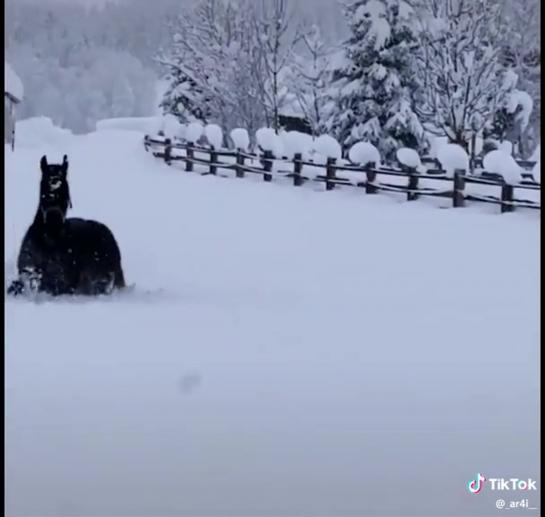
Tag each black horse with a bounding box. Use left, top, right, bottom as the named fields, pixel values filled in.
left=8, top=155, right=126, bottom=297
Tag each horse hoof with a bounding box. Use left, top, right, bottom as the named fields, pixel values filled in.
left=7, top=280, right=24, bottom=296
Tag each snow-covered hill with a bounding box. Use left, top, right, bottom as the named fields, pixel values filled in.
left=5, top=119, right=539, bottom=517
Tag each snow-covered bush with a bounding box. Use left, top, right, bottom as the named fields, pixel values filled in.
left=483, top=150, right=522, bottom=184
left=312, top=135, right=342, bottom=161
left=230, top=128, right=250, bottom=151
left=186, top=122, right=204, bottom=144
left=349, top=141, right=380, bottom=166
left=437, top=144, right=469, bottom=177
left=256, top=128, right=285, bottom=158
left=396, top=148, right=422, bottom=171
left=280, top=131, right=314, bottom=159
left=205, top=124, right=223, bottom=148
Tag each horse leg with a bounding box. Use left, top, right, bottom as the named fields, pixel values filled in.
left=8, top=267, right=42, bottom=296
left=113, top=263, right=126, bottom=290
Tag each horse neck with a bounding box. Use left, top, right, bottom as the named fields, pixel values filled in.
left=32, top=202, right=68, bottom=237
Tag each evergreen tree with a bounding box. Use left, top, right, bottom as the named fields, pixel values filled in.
left=323, top=0, right=426, bottom=160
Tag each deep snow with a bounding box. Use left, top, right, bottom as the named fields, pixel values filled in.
left=5, top=120, right=540, bottom=517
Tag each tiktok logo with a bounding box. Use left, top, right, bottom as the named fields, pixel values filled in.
left=468, top=473, right=486, bottom=494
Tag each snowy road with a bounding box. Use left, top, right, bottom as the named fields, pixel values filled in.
left=5, top=121, right=540, bottom=517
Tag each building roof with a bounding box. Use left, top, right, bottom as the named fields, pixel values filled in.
left=5, top=61, right=24, bottom=101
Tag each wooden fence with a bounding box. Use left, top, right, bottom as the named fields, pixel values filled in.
left=144, top=135, right=540, bottom=214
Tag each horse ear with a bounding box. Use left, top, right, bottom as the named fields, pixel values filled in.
left=40, top=156, right=48, bottom=173
left=61, top=155, right=69, bottom=174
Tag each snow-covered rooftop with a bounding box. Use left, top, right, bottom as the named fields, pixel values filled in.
left=5, top=61, right=24, bottom=101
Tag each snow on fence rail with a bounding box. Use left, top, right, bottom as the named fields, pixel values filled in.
left=143, top=134, right=540, bottom=214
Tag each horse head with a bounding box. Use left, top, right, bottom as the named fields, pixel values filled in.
left=38, top=154, right=72, bottom=229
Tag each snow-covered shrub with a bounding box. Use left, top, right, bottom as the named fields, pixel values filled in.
left=162, top=113, right=184, bottom=139
left=256, top=128, right=285, bottom=158
left=312, top=135, right=342, bottom=161
left=186, top=122, right=204, bottom=143
left=280, top=131, right=314, bottom=159
left=230, top=128, right=250, bottom=151
left=205, top=124, right=223, bottom=148
left=483, top=150, right=522, bottom=184
left=349, top=141, right=380, bottom=166
left=437, top=144, right=469, bottom=176
left=396, top=147, right=422, bottom=170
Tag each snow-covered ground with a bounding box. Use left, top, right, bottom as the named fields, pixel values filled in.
left=5, top=119, right=540, bottom=517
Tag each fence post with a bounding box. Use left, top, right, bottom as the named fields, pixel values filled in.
left=263, top=150, right=273, bottom=182
left=500, top=183, right=515, bottom=213
left=453, top=169, right=465, bottom=207
left=164, top=139, right=172, bottom=166
left=293, top=153, right=303, bottom=186
left=209, top=146, right=217, bottom=175
left=235, top=149, right=245, bottom=178
left=406, top=166, right=419, bottom=201
left=186, top=142, right=194, bottom=172
left=326, top=157, right=337, bottom=190
left=365, top=163, right=378, bottom=194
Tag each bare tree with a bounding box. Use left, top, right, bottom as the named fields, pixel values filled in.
left=291, top=25, right=332, bottom=136
left=414, top=0, right=513, bottom=150
left=252, top=0, right=303, bottom=132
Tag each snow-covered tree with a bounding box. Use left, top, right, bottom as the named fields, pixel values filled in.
left=5, top=0, right=158, bottom=133
left=158, top=0, right=271, bottom=135
left=414, top=0, right=515, bottom=151
left=489, top=69, right=534, bottom=156
left=290, top=25, right=332, bottom=136
left=495, top=0, right=540, bottom=156
left=252, top=0, right=304, bottom=131
left=323, top=0, right=426, bottom=160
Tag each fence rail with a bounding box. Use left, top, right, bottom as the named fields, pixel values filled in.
left=144, top=135, right=540, bottom=214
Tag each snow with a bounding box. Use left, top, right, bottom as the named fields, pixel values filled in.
left=230, top=128, right=250, bottom=151
left=5, top=61, right=24, bottom=100
left=349, top=141, right=380, bottom=166
left=204, top=124, right=223, bottom=149
left=160, top=113, right=184, bottom=140
left=312, top=134, right=342, bottom=161
left=396, top=147, right=422, bottom=170
left=279, top=131, right=314, bottom=159
left=4, top=119, right=539, bottom=517
left=355, top=0, right=391, bottom=51
left=428, top=136, right=449, bottom=158
left=13, top=117, right=74, bottom=149
left=256, top=127, right=284, bottom=158
left=185, top=121, right=203, bottom=143
left=96, top=116, right=163, bottom=134
left=529, top=145, right=540, bottom=163
left=498, top=140, right=513, bottom=155
left=531, top=160, right=540, bottom=182
left=502, top=69, right=519, bottom=91
left=437, top=144, right=469, bottom=176
left=507, top=90, right=533, bottom=130
left=483, top=150, right=523, bottom=184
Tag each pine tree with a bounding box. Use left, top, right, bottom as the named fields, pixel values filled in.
left=323, top=0, right=426, bottom=160
left=157, top=27, right=212, bottom=124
